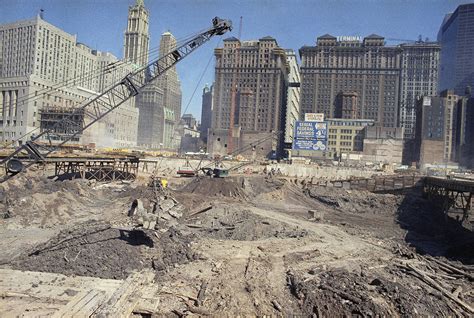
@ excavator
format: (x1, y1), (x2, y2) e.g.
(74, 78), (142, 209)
(198, 131), (282, 178)
(0, 17), (232, 182)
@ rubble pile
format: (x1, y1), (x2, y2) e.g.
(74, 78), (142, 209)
(305, 186), (400, 214)
(286, 266), (460, 317)
(186, 207), (308, 241)
(151, 227), (199, 272)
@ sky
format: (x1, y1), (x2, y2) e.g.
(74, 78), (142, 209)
(0, 0), (470, 121)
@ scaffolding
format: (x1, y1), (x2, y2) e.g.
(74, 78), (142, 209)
(39, 107), (84, 142)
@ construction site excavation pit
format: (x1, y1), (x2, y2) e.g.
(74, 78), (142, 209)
(0, 171), (473, 317)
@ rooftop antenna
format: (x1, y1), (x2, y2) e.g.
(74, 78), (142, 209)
(238, 16), (243, 40)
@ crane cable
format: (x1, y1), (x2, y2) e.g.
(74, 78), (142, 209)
(168, 38), (221, 148)
(2, 28), (209, 148)
(9, 27), (207, 116)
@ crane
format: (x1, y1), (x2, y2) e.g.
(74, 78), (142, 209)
(1, 17), (232, 182)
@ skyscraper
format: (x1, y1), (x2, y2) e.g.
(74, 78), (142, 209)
(200, 84), (213, 144)
(414, 91), (459, 167)
(124, 0), (162, 149)
(399, 42), (440, 140)
(123, 0), (149, 67)
(455, 91), (474, 168)
(208, 36), (288, 158)
(299, 35), (401, 128)
(0, 15), (138, 147)
(284, 49), (301, 144)
(157, 32), (182, 125)
(438, 4), (474, 96)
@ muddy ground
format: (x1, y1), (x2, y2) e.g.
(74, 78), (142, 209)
(1, 171), (473, 316)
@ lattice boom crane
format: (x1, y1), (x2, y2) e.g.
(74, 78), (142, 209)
(1, 17), (232, 181)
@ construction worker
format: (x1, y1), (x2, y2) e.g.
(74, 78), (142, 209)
(160, 178), (168, 188)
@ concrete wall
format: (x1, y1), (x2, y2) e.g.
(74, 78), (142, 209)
(208, 128), (275, 159)
(419, 139), (445, 168)
(141, 157), (386, 180)
(362, 138), (403, 164)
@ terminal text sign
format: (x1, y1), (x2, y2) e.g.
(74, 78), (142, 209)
(304, 113), (325, 122)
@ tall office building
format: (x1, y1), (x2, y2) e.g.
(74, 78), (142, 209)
(123, 0), (149, 67)
(149, 31), (182, 149)
(299, 35), (401, 128)
(414, 90), (459, 167)
(455, 91), (474, 168)
(200, 84), (213, 144)
(208, 36), (288, 158)
(334, 91), (358, 119)
(399, 42), (440, 140)
(438, 3), (474, 95)
(123, 0), (177, 150)
(157, 32), (182, 123)
(0, 15), (138, 147)
(284, 49), (301, 144)
(135, 84), (165, 148)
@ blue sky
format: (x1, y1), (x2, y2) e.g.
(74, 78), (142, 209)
(0, 0), (469, 120)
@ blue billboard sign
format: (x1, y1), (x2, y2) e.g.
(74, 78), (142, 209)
(294, 121), (328, 140)
(293, 121), (328, 151)
(293, 138), (328, 151)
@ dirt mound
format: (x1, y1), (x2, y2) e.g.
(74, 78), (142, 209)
(180, 176), (249, 199)
(0, 173), (130, 228)
(187, 207), (308, 241)
(10, 221), (198, 279)
(287, 267), (454, 317)
(10, 221), (147, 279)
(305, 186), (400, 214)
(179, 176), (285, 200)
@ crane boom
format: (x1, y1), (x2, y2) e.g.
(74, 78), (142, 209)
(1, 17), (232, 181)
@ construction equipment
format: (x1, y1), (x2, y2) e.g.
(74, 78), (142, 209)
(198, 131), (282, 178)
(1, 17), (232, 182)
(177, 158), (197, 177)
(201, 167), (229, 178)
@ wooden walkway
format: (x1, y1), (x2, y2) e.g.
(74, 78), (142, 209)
(423, 176), (474, 221)
(0, 269), (159, 317)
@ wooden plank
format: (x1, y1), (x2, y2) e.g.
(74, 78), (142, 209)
(94, 270), (155, 317)
(0, 269), (124, 317)
(53, 290), (106, 318)
(133, 285), (161, 314)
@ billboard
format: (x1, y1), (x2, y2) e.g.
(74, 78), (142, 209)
(304, 113), (325, 122)
(293, 138), (327, 151)
(294, 121), (328, 139)
(293, 121), (328, 152)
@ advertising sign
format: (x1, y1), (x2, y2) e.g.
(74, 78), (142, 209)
(304, 113), (325, 122)
(293, 121), (328, 152)
(294, 121), (327, 139)
(293, 139), (327, 151)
